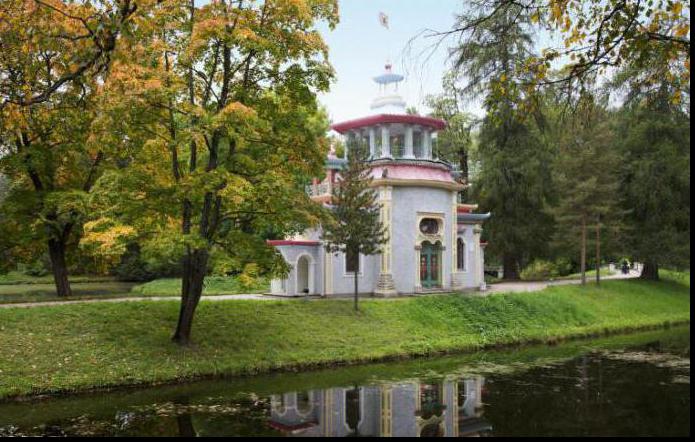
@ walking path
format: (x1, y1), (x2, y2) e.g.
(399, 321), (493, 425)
(0, 270), (641, 310)
(485, 269), (640, 295)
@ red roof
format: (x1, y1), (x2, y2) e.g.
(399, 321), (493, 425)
(331, 114), (446, 134)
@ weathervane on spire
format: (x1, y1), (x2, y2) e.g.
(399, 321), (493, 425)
(378, 12), (389, 29)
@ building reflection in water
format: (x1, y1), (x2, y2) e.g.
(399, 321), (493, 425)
(268, 377), (491, 437)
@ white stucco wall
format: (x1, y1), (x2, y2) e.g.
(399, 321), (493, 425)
(453, 225), (483, 289)
(390, 186), (455, 294)
(271, 245), (322, 296)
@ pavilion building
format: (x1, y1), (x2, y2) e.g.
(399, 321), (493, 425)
(268, 64), (490, 297)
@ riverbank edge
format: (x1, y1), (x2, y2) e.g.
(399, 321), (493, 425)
(2, 319), (689, 404)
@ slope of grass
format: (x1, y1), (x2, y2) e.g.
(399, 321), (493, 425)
(0, 282), (138, 304)
(0, 272), (115, 285)
(0, 275), (269, 304)
(130, 275), (270, 297)
(0, 275), (689, 400)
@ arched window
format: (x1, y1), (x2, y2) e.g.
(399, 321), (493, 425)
(457, 238), (466, 271)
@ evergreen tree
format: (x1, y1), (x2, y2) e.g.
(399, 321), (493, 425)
(615, 86), (690, 280)
(453, 1), (555, 280)
(550, 94), (622, 285)
(322, 144), (388, 311)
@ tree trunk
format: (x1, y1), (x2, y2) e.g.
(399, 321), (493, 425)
(354, 268), (359, 312)
(459, 149), (469, 201)
(175, 396), (196, 437)
(580, 215), (587, 286)
(48, 238), (72, 297)
(502, 254), (520, 281)
(640, 261), (660, 281)
(595, 219), (601, 286)
(172, 248), (209, 345)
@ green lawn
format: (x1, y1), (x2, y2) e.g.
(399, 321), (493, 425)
(0, 282), (139, 304)
(0, 275), (270, 304)
(130, 275), (270, 296)
(556, 267), (618, 281)
(0, 274), (689, 400)
(0, 272), (116, 285)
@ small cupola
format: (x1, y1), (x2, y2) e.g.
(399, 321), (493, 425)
(371, 63), (407, 114)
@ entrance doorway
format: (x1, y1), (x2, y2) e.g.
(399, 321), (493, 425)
(420, 241), (442, 289)
(296, 256), (310, 295)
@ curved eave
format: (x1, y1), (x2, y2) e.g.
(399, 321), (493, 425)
(458, 212), (492, 224)
(267, 240), (321, 247)
(331, 114), (447, 134)
(374, 73), (404, 84)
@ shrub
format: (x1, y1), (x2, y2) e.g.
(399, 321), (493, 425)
(521, 260), (560, 281)
(18, 256), (50, 277)
(112, 243), (156, 282)
(554, 258), (574, 277)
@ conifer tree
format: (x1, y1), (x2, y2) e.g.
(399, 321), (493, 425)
(322, 144), (388, 311)
(614, 84), (690, 280)
(550, 94), (621, 285)
(453, 1), (555, 280)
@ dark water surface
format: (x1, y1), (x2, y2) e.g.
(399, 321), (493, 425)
(0, 326), (689, 437)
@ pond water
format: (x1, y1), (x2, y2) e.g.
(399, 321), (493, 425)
(0, 326), (689, 437)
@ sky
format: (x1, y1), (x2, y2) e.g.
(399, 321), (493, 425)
(316, 0), (468, 124)
(195, 0), (476, 122)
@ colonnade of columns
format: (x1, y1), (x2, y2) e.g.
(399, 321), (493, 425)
(346, 124), (435, 160)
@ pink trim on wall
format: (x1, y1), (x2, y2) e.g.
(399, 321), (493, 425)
(369, 164), (456, 183)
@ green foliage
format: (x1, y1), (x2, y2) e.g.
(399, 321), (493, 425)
(0, 276), (689, 399)
(322, 142), (388, 307)
(615, 87), (690, 272)
(454, 2), (555, 278)
(520, 260), (560, 281)
(547, 92), (623, 276)
(112, 242), (157, 282)
(426, 71), (476, 197)
(323, 145), (387, 259)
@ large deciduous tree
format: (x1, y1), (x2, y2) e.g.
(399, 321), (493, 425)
(102, 0), (338, 345)
(440, 0), (690, 101)
(426, 71), (476, 200)
(0, 0), (138, 296)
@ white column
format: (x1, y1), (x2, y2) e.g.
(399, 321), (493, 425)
(404, 126), (414, 158)
(381, 124), (390, 158)
(423, 129), (431, 159)
(369, 127), (376, 158)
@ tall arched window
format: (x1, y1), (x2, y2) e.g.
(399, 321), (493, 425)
(457, 238), (466, 271)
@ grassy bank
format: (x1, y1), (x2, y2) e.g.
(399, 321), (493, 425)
(0, 275), (689, 400)
(0, 275), (269, 304)
(0, 272), (116, 285)
(130, 275), (270, 297)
